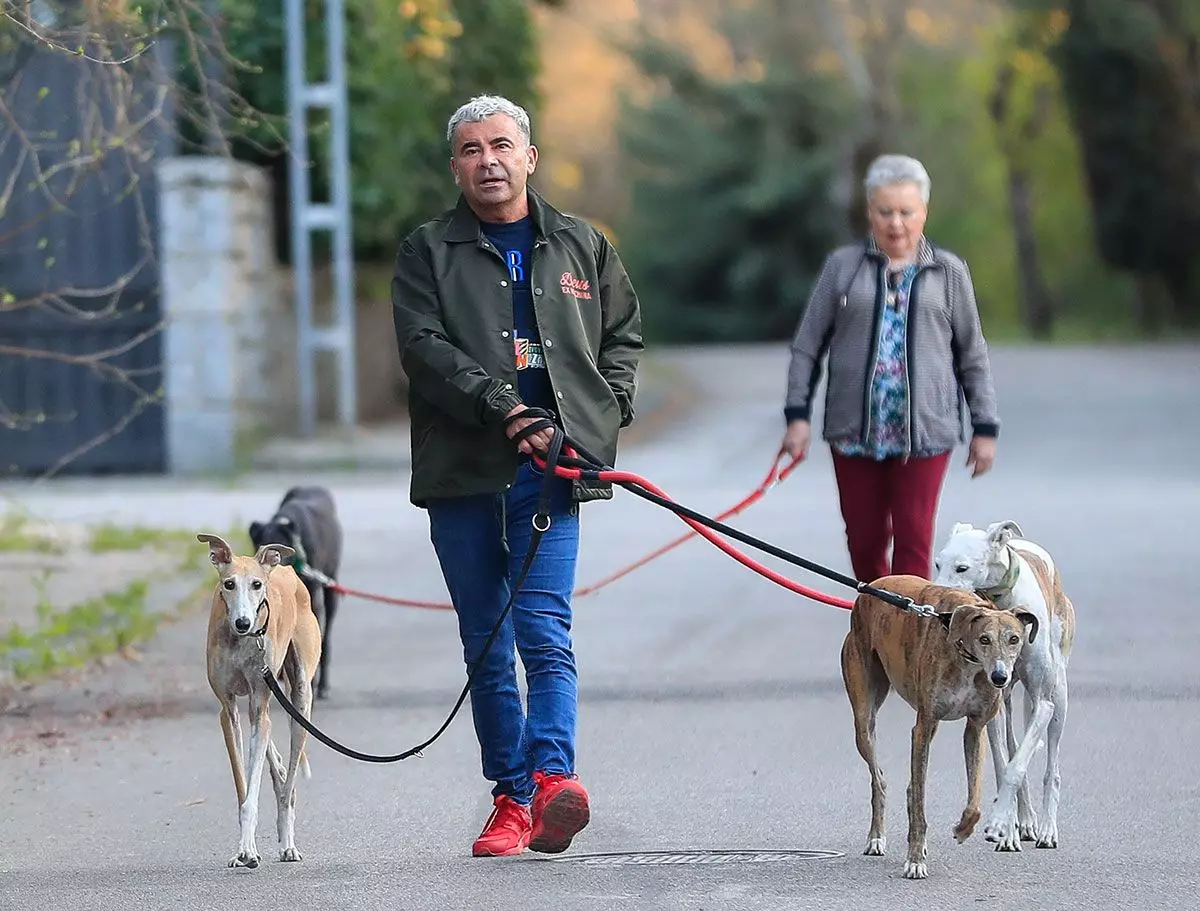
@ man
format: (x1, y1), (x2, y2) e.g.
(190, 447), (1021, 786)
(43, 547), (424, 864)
(391, 94), (643, 858)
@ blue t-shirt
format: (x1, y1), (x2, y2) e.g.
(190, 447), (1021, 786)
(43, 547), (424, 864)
(480, 215), (555, 412)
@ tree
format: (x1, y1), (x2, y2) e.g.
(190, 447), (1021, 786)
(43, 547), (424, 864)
(1013, 0), (1200, 331)
(616, 6), (860, 343)
(212, 0), (552, 263)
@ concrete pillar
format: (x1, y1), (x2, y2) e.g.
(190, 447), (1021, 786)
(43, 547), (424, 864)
(157, 157), (295, 475)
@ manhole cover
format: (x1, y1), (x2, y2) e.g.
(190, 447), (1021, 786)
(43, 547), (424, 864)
(546, 849), (843, 866)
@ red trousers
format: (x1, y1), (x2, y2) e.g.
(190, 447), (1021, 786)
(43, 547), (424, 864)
(830, 450), (951, 584)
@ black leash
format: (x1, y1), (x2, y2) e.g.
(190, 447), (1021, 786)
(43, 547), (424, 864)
(261, 410), (565, 763)
(549, 438), (935, 617)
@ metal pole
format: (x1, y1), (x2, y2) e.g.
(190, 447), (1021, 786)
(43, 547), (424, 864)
(284, 0), (316, 437)
(326, 0), (357, 427)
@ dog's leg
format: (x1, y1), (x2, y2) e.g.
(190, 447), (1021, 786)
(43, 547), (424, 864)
(219, 700), (247, 811)
(983, 697), (1054, 849)
(841, 635), (889, 857)
(985, 692), (1022, 853)
(1036, 673), (1068, 848)
(904, 713), (937, 880)
(317, 584), (336, 700)
(277, 651), (312, 862)
(230, 688), (272, 869)
(954, 716), (987, 843)
(1015, 685), (1039, 841)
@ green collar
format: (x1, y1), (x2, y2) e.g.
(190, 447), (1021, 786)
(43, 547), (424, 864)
(978, 547), (1020, 600)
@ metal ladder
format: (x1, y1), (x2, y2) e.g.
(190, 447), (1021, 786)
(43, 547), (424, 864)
(284, 0), (357, 436)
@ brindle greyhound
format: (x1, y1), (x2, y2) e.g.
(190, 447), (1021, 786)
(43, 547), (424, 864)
(200, 533), (322, 869)
(840, 574), (1038, 879)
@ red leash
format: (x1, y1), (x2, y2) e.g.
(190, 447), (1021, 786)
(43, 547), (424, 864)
(325, 453), (855, 612)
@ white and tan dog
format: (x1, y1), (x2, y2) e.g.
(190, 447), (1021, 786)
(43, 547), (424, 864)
(200, 533), (322, 869)
(841, 575), (1039, 879)
(934, 520), (1075, 851)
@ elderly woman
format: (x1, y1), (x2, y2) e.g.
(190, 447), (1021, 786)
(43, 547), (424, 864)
(780, 154), (999, 583)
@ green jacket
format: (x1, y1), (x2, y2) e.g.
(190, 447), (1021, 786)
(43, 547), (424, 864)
(391, 188), (644, 507)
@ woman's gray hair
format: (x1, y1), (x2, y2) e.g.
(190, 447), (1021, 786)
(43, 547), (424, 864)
(446, 94), (533, 149)
(864, 154), (932, 204)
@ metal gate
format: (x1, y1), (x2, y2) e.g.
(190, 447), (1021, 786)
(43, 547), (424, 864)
(0, 41), (167, 477)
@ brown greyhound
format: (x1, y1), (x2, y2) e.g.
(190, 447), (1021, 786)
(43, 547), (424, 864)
(200, 533), (322, 869)
(840, 574), (1038, 880)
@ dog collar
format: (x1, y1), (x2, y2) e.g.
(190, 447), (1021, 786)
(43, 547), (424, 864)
(978, 546), (1020, 600)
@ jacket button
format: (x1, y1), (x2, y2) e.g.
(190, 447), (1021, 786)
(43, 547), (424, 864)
(500, 280), (509, 287)
(534, 288), (543, 295)
(505, 383), (513, 390)
(501, 331), (510, 338)
(557, 391), (564, 400)
(544, 338), (553, 347)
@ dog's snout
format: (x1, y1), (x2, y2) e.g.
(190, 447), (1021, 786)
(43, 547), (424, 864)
(234, 617), (252, 633)
(990, 668), (1009, 688)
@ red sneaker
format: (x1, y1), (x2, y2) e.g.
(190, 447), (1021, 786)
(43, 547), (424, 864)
(472, 795), (532, 857)
(529, 771), (591, 854)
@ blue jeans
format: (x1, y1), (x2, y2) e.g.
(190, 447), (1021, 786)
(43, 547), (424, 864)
(427, 461), (580, 805)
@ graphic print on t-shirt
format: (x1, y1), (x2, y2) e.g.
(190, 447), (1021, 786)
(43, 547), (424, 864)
(480, 215), (554, 410)
(503, 248), (544, 372)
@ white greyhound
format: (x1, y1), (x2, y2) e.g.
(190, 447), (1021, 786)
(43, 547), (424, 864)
(934, 520), (1076, 851)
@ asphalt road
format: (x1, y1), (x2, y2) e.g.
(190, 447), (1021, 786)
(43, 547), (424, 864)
(2, 342), (1198, 911)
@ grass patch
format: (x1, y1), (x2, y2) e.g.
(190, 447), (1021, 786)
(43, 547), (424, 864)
(89, 523), (194, 553)
(0, 579), (158, 680)
(0, 514), (64, 554)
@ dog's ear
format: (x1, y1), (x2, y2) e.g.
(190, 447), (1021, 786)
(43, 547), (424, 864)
(197, 533), (233, 569)
(936, 610), (955, 630)
(248, 521), (264, 545)
(986, 520), (1023, 547)
(254, 543), (295, 568)
(950, 521), (975, 537)
(1013, 609), (1039, 644)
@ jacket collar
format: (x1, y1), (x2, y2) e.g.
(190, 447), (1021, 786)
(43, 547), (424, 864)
(442, 186), (574, 244)
(865, 234), (937, 268)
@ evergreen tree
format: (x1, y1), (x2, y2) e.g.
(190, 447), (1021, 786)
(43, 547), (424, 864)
(616, 16), (860, 344)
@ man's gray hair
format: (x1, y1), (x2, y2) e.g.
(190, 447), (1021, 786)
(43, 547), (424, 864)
(864, 154), (932, 204)
(446, 94), (533, 149)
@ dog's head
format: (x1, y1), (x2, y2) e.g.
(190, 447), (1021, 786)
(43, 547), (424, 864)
(249, 515), (298, 552)
(198, 533), (295, 637)
(933, 521), (1023, 592)
(936, 602), (1038, 688)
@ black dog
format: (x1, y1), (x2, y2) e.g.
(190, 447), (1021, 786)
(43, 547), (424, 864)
(249, 486), (343, 699)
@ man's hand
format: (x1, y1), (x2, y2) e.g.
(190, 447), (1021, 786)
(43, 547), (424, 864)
(780, 419), (812, 462)
(505, 404), (555, 456)
(966, 435), (996, 478)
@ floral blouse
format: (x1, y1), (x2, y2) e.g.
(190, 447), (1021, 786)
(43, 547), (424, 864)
(833, 263), (921, 460)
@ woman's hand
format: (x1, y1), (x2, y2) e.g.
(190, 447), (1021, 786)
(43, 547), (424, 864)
(781, 419), (812, 462)
(966, 435), (996, 478)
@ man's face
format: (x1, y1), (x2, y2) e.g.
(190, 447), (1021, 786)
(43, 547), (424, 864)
(450, 114), (537, 215)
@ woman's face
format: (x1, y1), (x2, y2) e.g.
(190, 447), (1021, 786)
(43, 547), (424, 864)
(867, 181), (927, 260)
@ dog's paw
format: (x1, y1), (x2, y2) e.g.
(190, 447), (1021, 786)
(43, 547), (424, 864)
(953, 808), (981, 843)
(983, 818), (1022, 853)
(902, 859), (928, 880)
(279, 847), (303, 862)
(228, 851), (260, 869)
(1035, 823), (1059, 849)
(864, 837), (886, 856)
(1019, 821), (1039, 842)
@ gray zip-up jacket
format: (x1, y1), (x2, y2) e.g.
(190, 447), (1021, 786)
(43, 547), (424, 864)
(784, 237), (999, 455)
